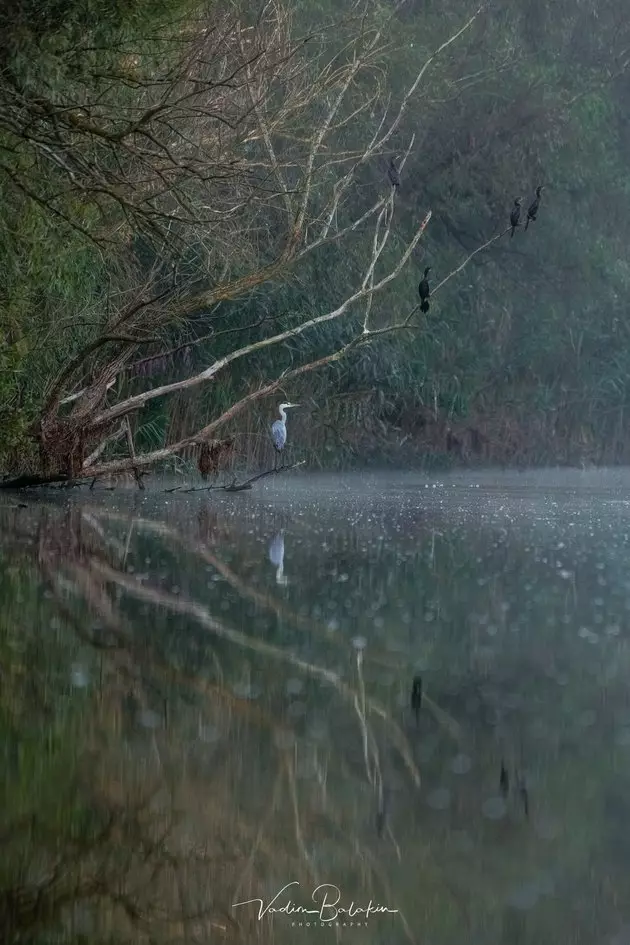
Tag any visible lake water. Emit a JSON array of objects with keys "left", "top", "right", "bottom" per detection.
[{"left": 3, "top": 469, "right": 630, "bottom": 944}]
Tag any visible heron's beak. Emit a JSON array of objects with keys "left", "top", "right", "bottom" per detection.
[{"left": 288, "top": 403, "right": 300, "bottom": 408}]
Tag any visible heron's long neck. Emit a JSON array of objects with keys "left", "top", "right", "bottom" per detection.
[{"left": 279, "top": 407, "right": 287, "bottom": 422}]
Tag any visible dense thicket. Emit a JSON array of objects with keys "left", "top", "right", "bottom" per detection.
[{"left": 1, "top": 0, "right": 630, "bottom": 477}]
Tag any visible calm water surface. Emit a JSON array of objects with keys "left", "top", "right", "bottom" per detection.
[{"left": 3, "top": 469, "right": 630, "bottom": 944}]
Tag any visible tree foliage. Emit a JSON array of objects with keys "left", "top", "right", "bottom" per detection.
[{"left": 1, "top": 0, "right": 630, "bottom": 477}]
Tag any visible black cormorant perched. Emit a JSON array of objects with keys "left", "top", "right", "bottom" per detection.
[
  {"left": 388, "top": 157, "right": 401, "bottom": 189},
  {"left": 411, "top": 675, "right": 423, "bottom": 724},
  {"left": 509, "top": 197, "right": 523, "bottom": 238},
  {"left": 525, "top": 185, "right": 544, "bottom": 230},
  {"left": 418, "top": 267, "right": 431, "bottom": 313}
]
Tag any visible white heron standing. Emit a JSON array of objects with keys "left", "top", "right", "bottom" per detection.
[{"left": 270, "top": 402, "right": 300, "bottom": 468}]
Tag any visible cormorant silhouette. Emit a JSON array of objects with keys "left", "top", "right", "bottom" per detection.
[
  {"left": 517, "top": 773, "right": 529, "bottom": 818},
  {"left": 510, "top": 197, "right": 523, "bottom": 238},
  {"left": 411, "top": 675, "right": 423, "bottom": 725},
  {"left": 525, "top": 185, "right": 544, "bottom": 230},
  {"left": 388, "top": 157, "right": 401, "bottom": 189},
  {"left": 500, "top": 759, "right": 509, "bottom": 797},
  {"left": 418, "top": 267, "right": 431, "bottom": 313}
]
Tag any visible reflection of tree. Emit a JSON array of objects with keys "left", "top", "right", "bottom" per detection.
[
  {"left": 7, "top": 496, "right": 630, "bottom": 942},
  {"left": 0, "top": 502, "right": 428, "bottom": 944},
  {"left": 1, "top": 787, "right": 244, "bottom": 942}
]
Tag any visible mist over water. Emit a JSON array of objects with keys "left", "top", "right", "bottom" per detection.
[{"left": 3, "top": 469, "right": 630, "bottom": 944}]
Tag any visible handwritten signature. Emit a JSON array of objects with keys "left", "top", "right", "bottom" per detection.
[{"left": 233, "top": 882, "right": 399, "bottom": 923}]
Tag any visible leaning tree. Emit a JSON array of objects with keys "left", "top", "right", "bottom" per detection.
[{"left": 1, "top": 0, "right": 484, "bottom": 485}]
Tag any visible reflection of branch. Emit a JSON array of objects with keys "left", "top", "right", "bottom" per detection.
[
  {"left": 128, "top": 514, "right": 324, "bottom": 637},
  {"left": 232, "top": 767, "right": 284, "bottom": 907},
  {"left": 82, "top": 508, "right": 429, "bottom": 673},
  {"left": 90, "top": 557, "right": 422, "bottom": 786},
  {"left": 354, "top": 649, "right": 374, "bottom": 786},
  {"left": 284, "top": 753, "right": 317, "bottom": 883}
]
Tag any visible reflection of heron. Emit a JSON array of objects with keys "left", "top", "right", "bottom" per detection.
[
  {"left": 271, "top": 402, "right": 300, "bottom": 469},
  {"left": 268, "top": 531, "right": 288, "bottom": 585}
]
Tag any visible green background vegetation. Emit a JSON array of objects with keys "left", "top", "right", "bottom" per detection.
[{"left": 2, "top": 0, "right": 630, "bottom": 473}]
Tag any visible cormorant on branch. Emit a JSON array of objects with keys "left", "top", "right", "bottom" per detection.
[
  {"left": 388, "top": 157, "right": 401, "bottom": 189},
  {"left": 525, "top": 185, "right": 544, "bottom": 230},
  {"left": 510, "top": 197, "right": 523, "bottom": 238},
  {"left": 418, "top": 266, "right": 431, "bottom": 313}
]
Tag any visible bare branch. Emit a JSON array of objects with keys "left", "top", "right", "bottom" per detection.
[{"left": 88, "top": 209, "right": 432, "bottom": 430}]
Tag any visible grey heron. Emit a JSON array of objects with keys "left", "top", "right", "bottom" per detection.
[{"left": 271, "top": 402, "right": 300, "bottom": 468}]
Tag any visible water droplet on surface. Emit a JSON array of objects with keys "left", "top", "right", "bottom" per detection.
[
  {"left": 198, "top": 724, "right": 221, "bottom": 743},
  {"left": 507, "top": 883, "right": 539, "bottom": 911},
  {"left": 306, "top": 720, "right": 327, "bottom": 743},
  {"left": 286, "top": 701, "right": 307, "bottom": 720},
  {"left": 534, "top": 872, "right": 556, "bottom": 897},
  {"left": 450, "top": 753, "right": 472, "bottom": 775},
  {"left": 534, "top": 815, "right": 560, "bottom": 840},
  {"left": 286, "top": 678, "right": 304, "bottom": 696},
  {"left": 274, "top": 729, "right": 296, "bottom": 750},
  {"left": 577, "top": 709, "right": 597, "bottom": 728},
  {"left": 482, "top": 796, "right": 507, "bottom": 820},
  {"left": 451, "top": 829, "right": 474, "bottom": 853},
  {"left": 426, "top": 787, "right": 451, "bottom": 810},
  {"left": 232, "top": 682, "right": 262, "bottom": 700},
  {"left": 70, "top": 664, "right": 89, "bottom": 688},
  {"left": 137, "top": 709, "right": 161, "bottom": 729}
]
